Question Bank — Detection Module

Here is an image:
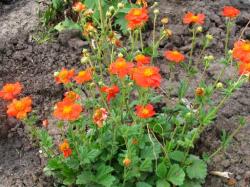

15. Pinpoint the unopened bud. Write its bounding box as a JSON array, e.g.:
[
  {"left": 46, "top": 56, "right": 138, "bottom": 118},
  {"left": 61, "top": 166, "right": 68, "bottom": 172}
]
[
  {"left": 196, "top": 26, "right": 203, "bottom": 33},
  {"left": 206, "top": 34, "right": 213, "bottom": 41},
  {"left": 118, "top": 53, "right": 123, "bottom": 58},
  {"left": 117, "top": 2, "right": 124, "bottom": 9},
  {"left": 161, "top": 17, "right": 169, "bottom": 25},
  {"left": 154, "top": 9, "right": 159, "bottom": 15},
  {"left": 81, "top": 56, "right": 90, "bottom": 64},
  {"left": 185, "top": 112, "right": 192, "bottom": 119},
  {"left": 228, "top": 50, "right": 233, "bottom": 55},
  {"left": 216, "top": 82, "right": 223, "bottom": 89},
  {"left": 106, "top": 11, "right": 112, "bottom": 17},
  {"left": 123, "top": 157, "right": 131, "bottom": 167},
  {"left": 98, "top": 81, "right": 104, "bottom": 86},
  {"left": 109, "top": 6, "right": 115, "bottom": 11},
  {"left": 128, "top": 82, "right": 134, "bottom": 86},
  {"left": 54, "top": 71, "right": 59, "bottom": 77}
]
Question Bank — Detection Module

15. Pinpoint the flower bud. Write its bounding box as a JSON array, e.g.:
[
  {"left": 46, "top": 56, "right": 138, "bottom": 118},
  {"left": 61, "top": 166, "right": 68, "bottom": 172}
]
[
  {"left": 206, "top": 34, "right": 213, "bottom": 41},
  {"left": 98, "top": 81, "right": 104, "bottom": 86},
  {"left": 195, "top": 87, "right": 205, "bottom": 96},
  {"left": 228, "top": 50, "right": 233, "bottom": 55},
  {"left": 81, "top": 56, "right": 90, "bottom": 64},
  {"left": 109, "top": 6, "right": 115, "bottom": 11},
  {"left": 89, "top": 82, "right": 95, "bottom": 88},
  {"left": 128, "top": 82, "right": 134, "bottom": 87},
  {"left": 82, "top": 48, "right": 88, "bottom": 53},
  {"left": 123, "top": 157, "right": 131, "bottom": 167},
  {"left": 207, "top": 55, "right": 214, "bottom": 61},
  {"left": 154, "top": 9, "right": 159, "bottom": 15},
  {"left": 216, "top": 82, "right": 223, "bottom": 89},
  {"left": 118, "top": 53, "right": 123, "bottom": 58},
  {"left": 54, "top": 71, "right": 59, "bottom": 77},
  {"left": 196, "top": 26, "right": 203, "bottom": 33},
  {"left": 106, "top": 11, "right": 112, "bottom": 17},
  {"left": 161, "top": 17, "right": 169, "bottom": 25},
  {"left": 117, "top": 2, "right": 124, "bottom": 9}
]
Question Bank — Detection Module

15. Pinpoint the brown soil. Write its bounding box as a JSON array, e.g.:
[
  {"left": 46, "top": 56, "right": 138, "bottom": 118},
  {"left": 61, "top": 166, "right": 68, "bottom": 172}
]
[{"left": 0, "top": 0, "right": 249, "bottom": 186}]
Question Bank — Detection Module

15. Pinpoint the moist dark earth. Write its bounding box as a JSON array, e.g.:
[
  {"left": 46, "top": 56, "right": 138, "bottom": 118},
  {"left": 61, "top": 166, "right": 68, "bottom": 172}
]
[{"left": 0, "top": 0, "right": 250, "bottom": 186}]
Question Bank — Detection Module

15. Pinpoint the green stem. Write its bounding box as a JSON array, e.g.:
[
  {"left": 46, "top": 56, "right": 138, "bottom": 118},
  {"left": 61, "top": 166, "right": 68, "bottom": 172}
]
[{"left": 188, "top": 28, "right": 197, "bottom": 71}]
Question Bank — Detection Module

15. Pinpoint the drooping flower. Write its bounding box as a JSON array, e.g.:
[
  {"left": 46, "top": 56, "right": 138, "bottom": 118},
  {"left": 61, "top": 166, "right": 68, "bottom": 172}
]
[
  {"left": 0, "top": 82, "right": 22, "bottom": 101},
  {"left": 164, "top": 50, "right": 185, "bottom": 63},
  {"left": 134, "top": 54, "right": 151, "bottom": 66},
  {"left": 125, "top": 8, "right": 149, "bottom": 30},
  {"left": 131, "top": 66, "right": 161, "bottom": 88},
  {"left": 55, "top": 68, "right": 75, "bottom": 84},
  {"left": 63, "top": 91, "right": 80, "bottom": 103},
  {"left": 74, "top": 68, "right": 92, "bottom": 84},
  {"left": 135, "top": 0, "right": 147, "bottom": 7},
  {"left": 7, "top": 97, "right": 32, "bottom": 120},
  {"left": 72, "top": 2, "right": 86, "bottom": 12},
  {"left": 135, "top": 104, "right": 155, "bottom": 118},
  {"left": 232, "top": 40, "right": 250, "bottom": 64},
  {"left": 123, "top": 157, "right": 132, "bottom": 167},
  {"left": 42, "top": 119, "right": 49, "bottom": 128},
  {"left": 195, "top": 87, "right": 205, "bottom": 97},
  {"left": 93, "top": 108, "right": 108, "bottom": 128},
  {"left": 238, "top": 62, "right": 250, "bottom": 75},
  {"left": 83, "top": 22, "right": 97, "bottom": 36},
  {"left": 222, "top": 6, "right": 240, "bottom": 19},
  {"left": 101, "top": 85, "right": 119, "bottom": 102},
  {"left": 183, "top": 12, "right": 205, "bottom": 25},
  {"left": 53, "top": 100, "right": 83, "bottom": 121},
  {"left": 59, "top": 140, "right": 72, "bottom": 158},
  {"left": 109, "top": 57, "right": 134, "bottom": 78}
]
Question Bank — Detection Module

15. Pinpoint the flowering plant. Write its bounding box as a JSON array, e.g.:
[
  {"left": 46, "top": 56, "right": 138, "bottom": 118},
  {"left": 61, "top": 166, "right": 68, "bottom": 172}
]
[{"left": 2, "top": 1, "right": 248, "bottom": 187}]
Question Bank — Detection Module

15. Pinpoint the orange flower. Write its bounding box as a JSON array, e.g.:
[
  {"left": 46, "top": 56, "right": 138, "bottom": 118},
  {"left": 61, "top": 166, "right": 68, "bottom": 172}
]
[
  {"left": 135, "top": 54, "right": 151, "bottom": 66},
  {"left": 74, "top": 68, "right": 92, "bottom": 84},
  {"left": 125, "top": 8, "right": 149, "bottom": 30},
  {"left": 55, "top": 68, "right": 75, "bottom": 84},
  {"left": 164, "top": 50, "right": 185, "bottom": 63},
  {"left": 135, "top": 104, "right": 155, "bottom": 118},
  {"left": 222, "top": 6, "right": 240, "bottom": 18},
  {"left": 131, "top": 66, "right": 161, "bottom": 88},
  {"left": 0, "top": 82, "right": 22, "bottom": 101},
  {"left": 109, "top": 57, "right": 134, "bottom": 78},
  {"left": 101, "top": 85, "right": 119, "bottom": 103},
  {"left": 232, "top": 40, "right": 250, "bottom": 64},
  {"left": 63, "top": 91, "right": 80, "bottom": 103},
  {"left": 72, "top": 2, "right": 86, "bottom": 12},
  {"left": 123, "top": 157, "right": 132, "bottom": 167},
  {"left": 239, "top": 62, "right": 250, "bottom": 75},
  {"left": 195, "top": 87, "right": 205, "bottom": 97},
  {"left": 59, "top": 140, "right": 72, "bottom": 158},
  {"left": 93, "top": 108, "right": 108, "bottom": 128},
  {"left": 7, "top": 97, "right": 32, "bottom": 120},
  {"left": 183, "top": 12, "right": 205, "bottom": 25},
  {"left": 53, "top": 100, "right": 83, "bottom": 121}
]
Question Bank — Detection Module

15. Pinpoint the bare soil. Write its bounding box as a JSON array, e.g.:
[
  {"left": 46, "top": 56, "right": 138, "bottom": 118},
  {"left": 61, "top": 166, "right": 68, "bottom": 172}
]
[{"left": 0, "top": 0, "right": 249, "bottom": 186}]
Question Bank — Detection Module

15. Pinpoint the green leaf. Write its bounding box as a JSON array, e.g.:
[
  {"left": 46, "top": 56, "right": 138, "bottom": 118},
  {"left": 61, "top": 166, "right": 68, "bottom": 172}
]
[
  {"left": 54, "top": 19, "right": 82, "bottom": 32},
  {"left": 76, "top": 171, "right": 93, "bottom": 185},
  {"left": 156, "top": 162, "right": 167, "bottom": 179},
  {"left": 63, "top": 177, "right": 75, "bottom": 185},
  {"left": 181, "top": 179, "right": 202, "bottom": 187},
  {"left": 88, "top": 149, "right": 101, "bottom": 161},
  {"left": 52, "top": 0, "right": 63, "bottom": 10},
  {"left": 167, "top": 164, "right": 185, "bottom": 186},
  {"left": 186, "top": 156, "right": 207, "bottom": 180},
  {"left": 136, "top": 182, "right": 152, "bottom": 187},
  {"left": 97, "top": 175, "right": 115, "bottom": 187},
  {"left": 156, "top": 180, "right": 170, "bottom": 187},
  {"left": 96, "top": 164, "right": 115, "bottom": 187},
  {"left": 140, "top": 158, "right": 152, "bottom": 172},
  {"left": 169, "top": 151, "right": 185, "bottom": 162}
]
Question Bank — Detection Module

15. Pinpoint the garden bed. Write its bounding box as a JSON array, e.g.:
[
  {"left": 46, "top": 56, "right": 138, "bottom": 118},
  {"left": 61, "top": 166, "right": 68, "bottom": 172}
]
[{"left": 0, "top": 0, "right": 249, "bottom": 186}]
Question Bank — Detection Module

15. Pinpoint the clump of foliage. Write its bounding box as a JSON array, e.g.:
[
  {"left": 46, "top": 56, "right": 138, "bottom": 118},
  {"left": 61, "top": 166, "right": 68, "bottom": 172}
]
[{"left": 1, "top": 2, "right": 249, "bottom": 187}]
